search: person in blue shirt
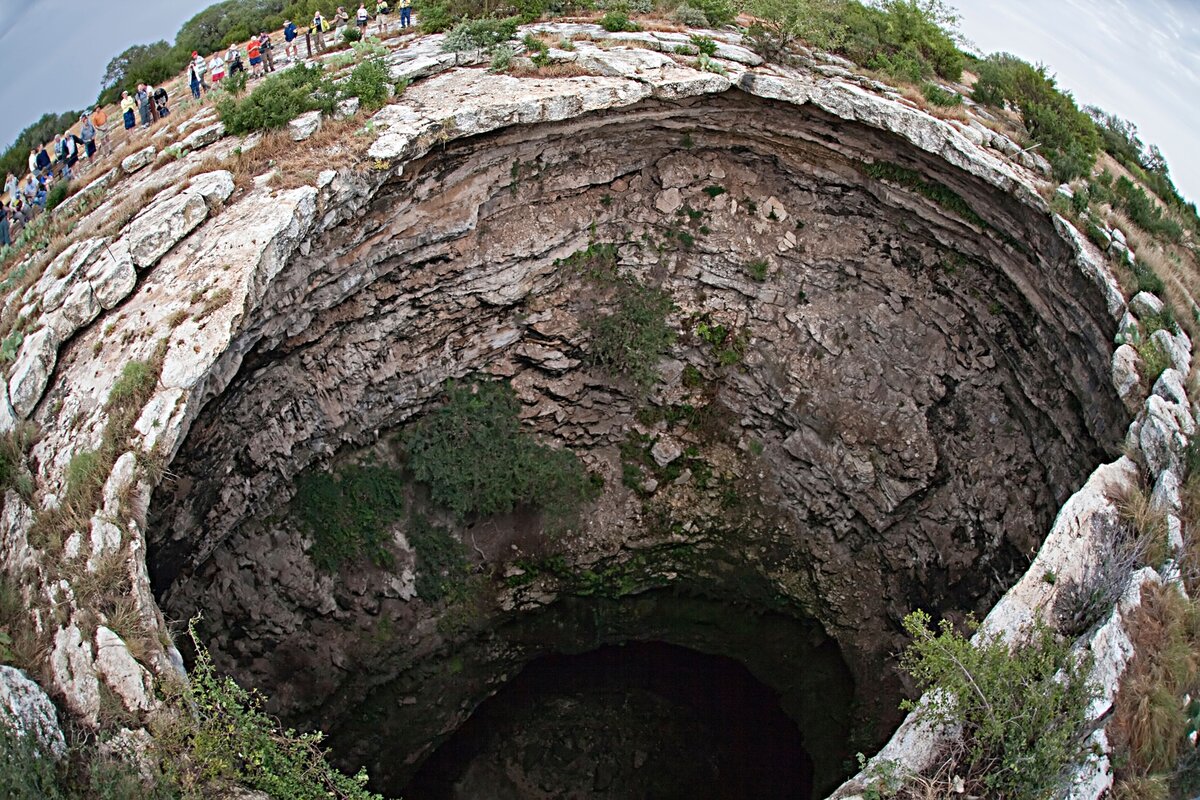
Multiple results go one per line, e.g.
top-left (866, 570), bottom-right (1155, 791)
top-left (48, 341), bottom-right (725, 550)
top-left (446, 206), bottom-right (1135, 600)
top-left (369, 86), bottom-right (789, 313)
top-left (284, 19), bottom-right (299, 60)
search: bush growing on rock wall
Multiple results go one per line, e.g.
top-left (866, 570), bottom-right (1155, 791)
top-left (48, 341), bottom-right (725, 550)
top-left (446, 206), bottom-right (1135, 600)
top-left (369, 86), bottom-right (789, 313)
top-left (405, 379), bottom-right (598, 522)
top-left (900, 610), bottom-right (1096, 799)
top-left (340, 58), bottom-right (392, 112)
top-left (971, 53), bottom-right (1100, 181)
top-left (407, 514), bottom-right (470, 602)
top-left (295, 463), bottom-right (406, 571)
top-left (218, 63), bottom-right (335, 135)
top-left (586, 276), bottom-right (677, 391)
top-left (599, 11), bottom-right (640, 32)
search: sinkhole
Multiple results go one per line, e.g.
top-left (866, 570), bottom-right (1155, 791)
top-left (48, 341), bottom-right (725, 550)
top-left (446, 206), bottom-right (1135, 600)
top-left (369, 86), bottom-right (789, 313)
top-left (145, 91), bottom-right (1127, 798)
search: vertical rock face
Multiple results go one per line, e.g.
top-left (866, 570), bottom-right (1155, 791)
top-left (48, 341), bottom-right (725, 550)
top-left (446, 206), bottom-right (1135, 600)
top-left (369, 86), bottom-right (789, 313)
top-left (144, 92), bottom-right (1123, 792)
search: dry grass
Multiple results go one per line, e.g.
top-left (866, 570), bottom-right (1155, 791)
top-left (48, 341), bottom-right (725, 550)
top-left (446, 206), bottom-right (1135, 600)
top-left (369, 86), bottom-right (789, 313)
top-left (222, 118), bottom-right (368, 193)
top-left (509, 62), bottom-right (596, 79)
top-left (1116, 481), bottom-right (1173, 569)
top-left (1109, 582), bottom-right (1200, 782)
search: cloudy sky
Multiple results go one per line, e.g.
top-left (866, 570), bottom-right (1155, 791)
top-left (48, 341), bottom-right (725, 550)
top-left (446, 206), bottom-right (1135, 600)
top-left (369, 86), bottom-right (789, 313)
top-left (0, 0), bottom-right (1197, 201)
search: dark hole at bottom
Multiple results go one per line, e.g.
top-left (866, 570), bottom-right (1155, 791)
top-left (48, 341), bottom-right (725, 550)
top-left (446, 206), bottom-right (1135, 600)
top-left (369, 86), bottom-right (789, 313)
top-left (404, 641), bottom-right (815, 800)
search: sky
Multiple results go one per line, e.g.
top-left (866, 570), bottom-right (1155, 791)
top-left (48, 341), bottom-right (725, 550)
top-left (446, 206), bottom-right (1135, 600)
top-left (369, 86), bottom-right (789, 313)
top-left (955, 0), bottom-right (1200, 203)
top-left (0, 0), bottom-right (1197, 201)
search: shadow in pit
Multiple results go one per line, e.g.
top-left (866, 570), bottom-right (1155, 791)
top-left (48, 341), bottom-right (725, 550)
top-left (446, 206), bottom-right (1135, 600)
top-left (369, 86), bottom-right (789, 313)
top-left (405, 641), bottom-right (815, 800)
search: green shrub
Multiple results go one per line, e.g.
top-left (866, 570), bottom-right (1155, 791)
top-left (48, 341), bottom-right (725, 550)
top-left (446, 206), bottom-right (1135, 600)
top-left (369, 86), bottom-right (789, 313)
top-left (65, 450), bottom-right (104, 507)
top-left (441, 16), bottom-right (519, 54)
top-left (225, 68), bottom-right (249, 97)
top-left (490, 45), bottom-right (515, 72)
top-left (1114, 176), bottom-right (1184, 242)
top-left (180, 622), bottom-right (382, 800)
top-left (1134, 261), bottom-right (1166, 296)
top-left (586, 275), bottom-right (677, 390)
top-left (1137, 337), bottom-right (1171, 386)
top-left (672, 4), bottom-right (709, 27)
top-left (900, 610), bottom-right (1095, 798)
top-left (600, 11), bottom-right (640, 32)
top-left (971, 53), bottom-right (1099, 181)
top-left (295, 463), bottom-right (405, 572)
top-left (745, 259), bottom-right (769, 281)
top-left (45, 181), bottom-right (71, 213)
top-left (0, 723), bottom-right (65, 799)
top-left (218, 62), bottom-right (334, 135)
top-left (341, 58), bottom-right (392, 112)
top-left (690, 34), bottom-right (718, 56)
top-left (687, 0), bottom-right (735, 26)
top-left (405, 379), bottom-right (598, 521)
top-left (921, 82), bottom-right (961, 107)
top-left (342, 25), bottom-right (363, 43)
top-left (408, 514), bottom-right (469, 602)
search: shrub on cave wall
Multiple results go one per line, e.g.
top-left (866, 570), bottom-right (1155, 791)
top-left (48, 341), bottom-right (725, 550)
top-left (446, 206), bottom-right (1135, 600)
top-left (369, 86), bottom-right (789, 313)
top-left (404, 379), bottom-right (598, 522)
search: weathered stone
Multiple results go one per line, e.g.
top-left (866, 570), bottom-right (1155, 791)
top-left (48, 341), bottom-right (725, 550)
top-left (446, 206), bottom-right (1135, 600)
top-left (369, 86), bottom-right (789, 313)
top-left (186, 170), bottom-right (236, 208)
top-left (336, 97), bottom-right (361, 120)
top-left (50, 624), bottom-right (99, 720)
top-left (94, 627), bottom-right (153, 712)
top-left (8, 328), bottom-right (59, 418)
top-left (180, 122), bottom-right (226, 151)
top-left (289, 110), bottom-right (323, 141)
top-left (123, 190), bottom-right (210, 269)
top-left (1129, 291), bottom-right (1164, 319)
top-left (121, 146), bottom-right (156, 174)
top-left (650, 437), bottom-right (683, 467)
top-left (1112, 344), bottom-right (1141, 411)
top-left (1152, 328), bottom-right (1192, 376)
top-left (84, 238), bottom-right (137, 309)
top-left (0, 666), bottom-right (67, 759)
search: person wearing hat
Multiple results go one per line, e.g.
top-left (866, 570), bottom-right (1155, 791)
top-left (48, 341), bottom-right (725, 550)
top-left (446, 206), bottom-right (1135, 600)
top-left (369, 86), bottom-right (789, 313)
top-left (283, 19), bottom-right (299, 60)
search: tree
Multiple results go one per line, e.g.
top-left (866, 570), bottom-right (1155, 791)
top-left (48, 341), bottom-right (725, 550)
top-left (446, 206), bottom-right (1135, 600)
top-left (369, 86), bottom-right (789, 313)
top-left (97, 41), bottom-right (186, 106)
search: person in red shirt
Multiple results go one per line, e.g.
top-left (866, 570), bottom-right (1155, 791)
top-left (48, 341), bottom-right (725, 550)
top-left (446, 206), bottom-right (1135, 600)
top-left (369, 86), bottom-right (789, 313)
top-left (247, 37), bottom-right (263, 77)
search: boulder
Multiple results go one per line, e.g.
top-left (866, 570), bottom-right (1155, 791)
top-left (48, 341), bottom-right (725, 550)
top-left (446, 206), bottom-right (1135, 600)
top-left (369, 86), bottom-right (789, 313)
top-left (0, 666), bottom-right (67, 759)
top-left (120, 146), bottom-right (156, 174)
top-left (84, 238), bottom-right (137, 309)
top-left (181, 122), bottom-right (226, 151)
top-left (1129, 291), bottom-right (1164, 319)
top-left (123, 191), bottom-right (210, 269)
top-left (289, 110), bottom-right (323, 141)
top-left (8, 328), bottom-right (59, 419)
top-left (1111, 344), bottom-right (1141, 411)
top-left (336, 96), bottom-right (361, 120)
top-left (186, 170), bottom-right (236, 209)
top-left (94, 627), bottom-right (153, 712)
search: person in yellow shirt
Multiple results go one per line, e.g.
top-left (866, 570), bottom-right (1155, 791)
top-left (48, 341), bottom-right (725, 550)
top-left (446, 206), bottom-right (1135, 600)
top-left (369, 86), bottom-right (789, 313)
top-left (120, 91), bottom-right (137, 131)
top-left (376, 0), bottom-right (390, 35)
top-left (399, 0), bottom-right (411, 29)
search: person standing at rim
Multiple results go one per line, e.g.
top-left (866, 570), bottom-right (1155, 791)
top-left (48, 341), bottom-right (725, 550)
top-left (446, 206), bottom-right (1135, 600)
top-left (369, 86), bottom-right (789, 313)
top-left (247, 35), bottom-right (263, 78)
top-left (120, 90), bottom-right (137, 131)
top-left (26, 148), bottom-right (37, 180)
top-left (0, 201), bottom-right (11, 248)
top-left (192, 51), bottom-right (209, 93)
top-left (333, 6), bottom-right (350, 35)
top-left (312, 10), bottom-right (328, 53)
top-left (259, 31), bottom-right (276, 74)
top-left (153, 86), bottom-right (170, 118)
top-left (356, 3), bottom-right (370, 31)
top-left (90, 106), bottom-right (109, 155)
top-left (188, 59), bottom-right (203, 100)
top-left (79, 113), bottom-right (96, 160)
top-left (283, 19), bottom-right (299, 61)
top-left (375, 0), bottom-right (390, 35)
top-left (398, 0), bottom-right (412, 30)
top-left (136, 84), bottom-right (152, 129)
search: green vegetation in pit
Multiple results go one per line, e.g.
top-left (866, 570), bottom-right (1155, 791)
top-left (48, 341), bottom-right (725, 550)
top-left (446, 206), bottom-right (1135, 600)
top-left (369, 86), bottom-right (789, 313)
top-left (861, 160), bottom-right (987, 229)
top-left (294, 462), bottom-right (406, 572)
top-left (692, 315), bottom-right (749, 367)
top-left (405, 378), bottom-right (599, 522)
top-left (408, 513), bottom-right (470, 602)
top-left (569, 244), bottom-right (677, 392)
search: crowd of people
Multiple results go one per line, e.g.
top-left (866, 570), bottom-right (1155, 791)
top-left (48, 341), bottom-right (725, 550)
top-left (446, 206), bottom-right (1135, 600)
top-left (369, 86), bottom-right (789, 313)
top-left (0, 2), bottom-right (416, 249)
top-left (0, 104), bottom-right (122, 247)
